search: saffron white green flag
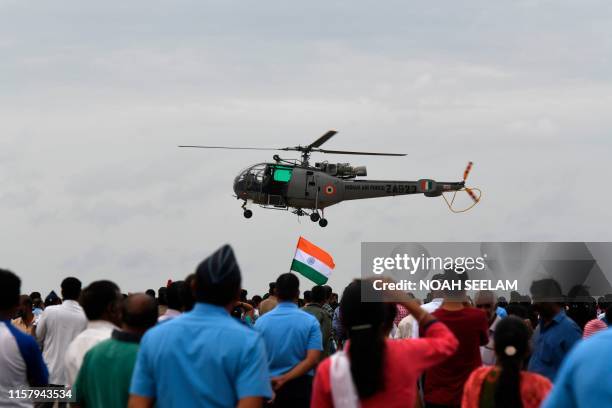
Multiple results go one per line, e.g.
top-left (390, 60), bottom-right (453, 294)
top-left (291, 236), bottom-right (335, 285)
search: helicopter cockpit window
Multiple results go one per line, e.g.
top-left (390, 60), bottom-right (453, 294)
top-left (272, 166), bottom-right (293, 183)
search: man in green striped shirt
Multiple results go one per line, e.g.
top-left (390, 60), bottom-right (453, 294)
top-left (73, 294), bottom-right (158, 408)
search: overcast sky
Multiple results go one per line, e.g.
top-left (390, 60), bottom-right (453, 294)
top-left (2, 0), bottom-right (612, 297)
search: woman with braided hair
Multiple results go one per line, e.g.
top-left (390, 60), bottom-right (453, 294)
top-left (461, 316), bottom-right (552, 408)
top-left (311, 278), bottom-right (459, 408)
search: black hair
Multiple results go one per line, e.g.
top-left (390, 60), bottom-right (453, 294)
top-left (30, 292), bottom-right (41, 301)
top-left (530, 278), bottom-right (563, 303)
top-left (494, 316), bottom-right (530, 408)
top-left (0, 269), bottom-right (21, 311)
top-left (311, 285), bottom-right (327, 304)
top-left (340, 280), bottom-right (391, 399)
top-left (323, 285), bottom-right (333, 299)
top-left (145, 289), bottom-right (156, 298)
top-left (19, 295), bottom-right (33, 309)
top-left (439, 268), bottom-right (469, 300)
top-left (268, 282), bottom-right (276, 297)
top-left (180, 273), bottom-right (196, 311)
top-left (506, 303), bottom-right (529, 320)
top-left (80, 280), bottom-right (121, 320)
top-left (275, 273), bottom-right (299, 301)
top-left (157, 287), bottom-right (168, 306)
top-left (303, 290), bottom-right (313, 304)
top-left (61, 277), bottom-right (82, 300)
top-left (252, 295), bottom-right (262, 306)
top-left (122, 294), bottom-right (159, 330)
top-left (194, 266), bottom-right (241, 307)
top-left (166, 281), bottom-right (185, 311)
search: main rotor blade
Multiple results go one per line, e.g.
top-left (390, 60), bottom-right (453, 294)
top-left (308, 129), bottom-right (338, 149)
top-left (178, 145), bottom-right (281, 151)
top-left (316, 148), bottom-right (406, 157)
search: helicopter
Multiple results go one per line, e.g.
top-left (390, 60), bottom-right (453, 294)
top-left (180, 130), bottom-right (480, 227)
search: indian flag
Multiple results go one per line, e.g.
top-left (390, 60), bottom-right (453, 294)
top-left (420, 180), bottom-right (433, 191)
top-left (290, 237), bottom-right (335, 285)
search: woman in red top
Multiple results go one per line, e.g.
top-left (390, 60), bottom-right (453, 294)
top-left (311, 279), bottom-right (459, 408)
top-left (462, 316), bottom-right (552, 408)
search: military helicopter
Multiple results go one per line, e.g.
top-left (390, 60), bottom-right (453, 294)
top-left (180, 130), bottom-right (480, 227)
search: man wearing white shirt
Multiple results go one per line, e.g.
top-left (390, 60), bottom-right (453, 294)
top-left (65, 280), bottom-right (122, 385)
top-left (475, 290), bottom-right (501, 366)
top-left (36, 277), bottom-right (87, 386)
top-left (396, 274), bottom-right (444, 339)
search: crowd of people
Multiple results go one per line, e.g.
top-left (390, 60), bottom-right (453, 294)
top-left (1, 244), bottom-right (612, 408)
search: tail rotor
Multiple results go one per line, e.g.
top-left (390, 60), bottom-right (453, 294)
top-left (442, 161), bottom-right (481, 213)
top-left (463, 161), bottom-right (479, 204)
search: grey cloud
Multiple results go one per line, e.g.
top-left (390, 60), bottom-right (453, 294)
top-left (1, 1), bottom-right (611, 296)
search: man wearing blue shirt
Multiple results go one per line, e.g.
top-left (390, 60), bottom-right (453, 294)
top-left (542, 328), bottom-right (612, 407)
top-left (527, 279), bottom-right (582, 381)
top-left (255, 273), bottom-right (322, 408)
top-left (129, 245), bottom-right (272, 408)
top-left (1, 269), bottom-right (49, 408)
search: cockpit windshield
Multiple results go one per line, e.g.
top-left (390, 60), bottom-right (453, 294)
top-left (233, 163), bottom-right (294, 196)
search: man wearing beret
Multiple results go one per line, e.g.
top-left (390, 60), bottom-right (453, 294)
top-left (129, 245), bottom-right (272, 408)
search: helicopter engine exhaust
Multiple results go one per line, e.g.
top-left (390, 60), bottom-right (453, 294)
top-left (315, 162), bottom-right (367, 178)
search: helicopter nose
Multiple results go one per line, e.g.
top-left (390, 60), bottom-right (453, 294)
top-left (233, 178), bottom-right (245, 198)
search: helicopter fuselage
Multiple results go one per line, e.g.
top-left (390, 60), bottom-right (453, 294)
top-left (233, 162), bottom-right (465, 211)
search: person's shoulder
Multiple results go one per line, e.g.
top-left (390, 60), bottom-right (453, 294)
top-left (41, 304), bottom-right (61, 315)
top-left (296, 308), bottom-right (320, 324)
top-left (561, 314), bottom-right (581, 331)
top-left (568, 328), bottom-right (612, 359)
top-left (5, 322), bottom-right (39, 350)
top-left (470, 365), bottom-right (493, 377)
top-left (315, 355), bottom-right (332, 379)
top-left (398, 314), bottom-right (414, 326)
top-left (88, 337), bottom-right (115, 353)
top-left (521, 370), bottom-right (552, 386)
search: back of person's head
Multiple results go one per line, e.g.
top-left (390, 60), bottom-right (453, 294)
top-left (494, 316), bottom-right (530, 408)
top-left (29, 291), bottom-right (42, 302)
top-left (181, 273), bottom-right (196, 311)
top-left (323, 285), bottom-right (333, 302)
top-left (275, 273), bottom-right (299, 301)
top-left (166, 281), bottom-right (185, 311)
top-left (157, 287), bottom-right (168, 306)
top-left (19, 294), bottom-right (33, 310)
top-left (440, 268), bottom-right (468, 301)
top-left (429, 273), bottom-right (445, 299)
top-left (195, 244), bottom-right (242, 306)
top-left (252, 295), bottom-right (262, 307)
top-left (32, 298), bottom-right (44, 310)
top-left (506, 303), bottom-right (529, 320)
top-left (303, 290), bottom-right (312, 304)
top-left (80, 280), bottom-right (121, 321)
top-left (340, 279), bottom-right (392, 399)
top-left (240, 289), bottom-right (248, 302)
top-left (145, 289), bottom-right (156, 298)
top-left (61, 277), bottom-right (82, 300)
top-left (0, 269), bottom-right (21, 312)
top-left (268, 282), bottom-right (276, 297)
top-left (311, 285), bottom-right (327, 304)
top-left (122, 293), bottom-right (158, 332)
top-left (530, 278), bottom-right (563, 303)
